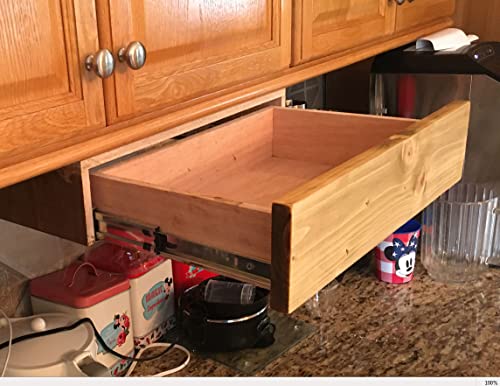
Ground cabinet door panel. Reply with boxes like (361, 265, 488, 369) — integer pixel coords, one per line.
(106, 0, 291, 121)
(293, 0, 396, 65)
(395, 0, 455, 32)
(0, 0, 106, 170)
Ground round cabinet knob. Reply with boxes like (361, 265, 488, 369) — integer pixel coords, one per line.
(395, 0, 405, 4)
(84, 49, 115, 78)
(117, 41, 147, 70)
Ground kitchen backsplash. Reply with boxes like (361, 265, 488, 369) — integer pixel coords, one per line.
(0, 219, 85, 317)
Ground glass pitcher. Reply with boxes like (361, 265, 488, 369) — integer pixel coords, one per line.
(420, 183, 499, 283)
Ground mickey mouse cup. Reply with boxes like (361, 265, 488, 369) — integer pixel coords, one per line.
(375, 219, 421, 284)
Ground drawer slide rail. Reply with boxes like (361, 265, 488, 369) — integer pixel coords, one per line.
(94, 211, 271, 289)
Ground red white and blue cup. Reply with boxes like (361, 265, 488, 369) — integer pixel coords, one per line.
(375, 219, 421, 284)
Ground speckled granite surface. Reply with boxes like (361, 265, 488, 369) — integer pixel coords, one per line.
(132, 256, 499, 377)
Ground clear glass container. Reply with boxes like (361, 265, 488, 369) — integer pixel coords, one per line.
(421, 183, 499, 283)
(488, 181, 500, 267)
(203, 279, 256, 305)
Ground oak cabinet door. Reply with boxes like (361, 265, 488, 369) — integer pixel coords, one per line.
(0, 0, 106, 170)
(292, 0, 396, 65)
(103, 0, 291, 122)
(395, 0, 455, 32)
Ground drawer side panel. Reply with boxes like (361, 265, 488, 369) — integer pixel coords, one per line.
(90, 173, 271, 263)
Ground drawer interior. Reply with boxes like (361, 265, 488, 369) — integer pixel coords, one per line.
(92, 107, 415, 262)
(95, 108, 415, 213)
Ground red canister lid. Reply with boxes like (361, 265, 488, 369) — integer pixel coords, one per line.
(30, 261, 130, 308)
(84, 239, 165, 279)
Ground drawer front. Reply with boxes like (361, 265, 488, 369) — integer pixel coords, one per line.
(91, 101, 469, 314)
(271, 101, 469, 312)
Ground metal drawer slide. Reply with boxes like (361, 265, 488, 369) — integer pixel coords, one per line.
(94, 211, 271, 289)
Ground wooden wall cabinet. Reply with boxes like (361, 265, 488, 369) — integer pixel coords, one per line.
(98, 0, 291, 122)
(395, 0, 456, 32)
(0, 0, 106, 173)
(292, 0, 456, 65)
(292, 0, 396, 64)
(455, 0, 500, 41)
(0, 0, 455, 188)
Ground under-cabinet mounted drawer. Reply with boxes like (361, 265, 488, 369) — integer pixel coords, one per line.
(90, 101, 470, 313)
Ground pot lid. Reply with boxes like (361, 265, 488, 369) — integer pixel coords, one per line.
(0, 313, 95, 370)
(84, 239, 165, 279)
(30, 261, 130, 308)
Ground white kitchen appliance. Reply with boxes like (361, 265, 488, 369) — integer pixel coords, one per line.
(0, 313, 109, 377)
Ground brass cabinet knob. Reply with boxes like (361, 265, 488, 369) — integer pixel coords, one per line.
(117, 41, 147, 70)
(84, 49, 115, 79)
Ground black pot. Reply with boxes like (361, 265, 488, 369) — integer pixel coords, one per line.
(179, 277, 275, 352)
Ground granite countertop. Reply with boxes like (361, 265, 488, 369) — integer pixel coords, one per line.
(133, 256, 499, 377)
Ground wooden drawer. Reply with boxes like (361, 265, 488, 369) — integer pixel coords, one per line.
(90, 101, 470, 313)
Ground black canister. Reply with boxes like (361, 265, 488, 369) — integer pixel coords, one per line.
(179, 276, 275, 352)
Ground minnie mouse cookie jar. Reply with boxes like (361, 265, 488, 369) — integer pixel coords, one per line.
(84, 238, 176, 350)
(375, 219, 421, 284)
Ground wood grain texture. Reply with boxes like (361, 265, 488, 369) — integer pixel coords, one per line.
(0, 1, 68, 107)
(90, 173, 272, 263)
(104, 0, 291, 121)
(270, 101, 470, 313)
(0, 0, 106, 169)
(395, 0, 455, 32)
(0, 19, 452, 189)
(292, 0, 396, 64)
(454, 0, 500, 41)
(97, 109, 275, 189)
(272, 107, 417, 165)
(160, 157, 332, 208)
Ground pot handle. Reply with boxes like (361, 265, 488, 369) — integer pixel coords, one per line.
(254, 317, 276, 348)
(66, 351, 110, 377)
(64, 262, 101, 288)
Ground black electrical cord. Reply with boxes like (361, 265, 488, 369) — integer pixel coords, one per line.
(0, 317, 177, 362)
